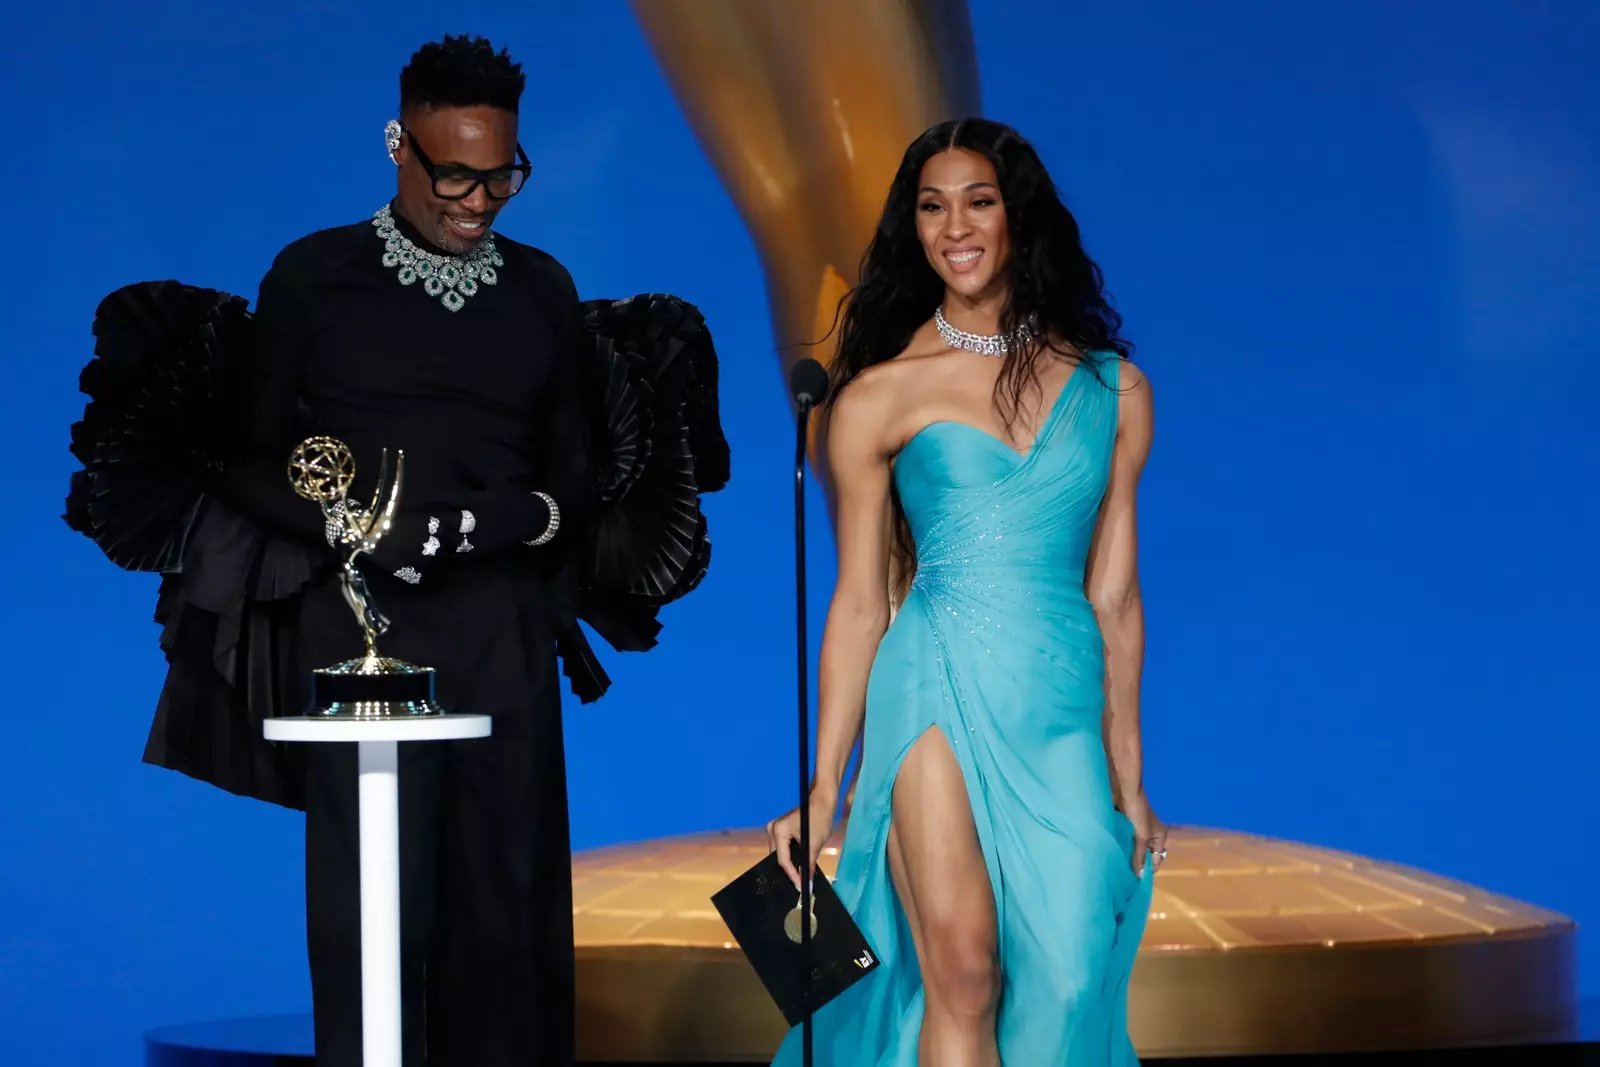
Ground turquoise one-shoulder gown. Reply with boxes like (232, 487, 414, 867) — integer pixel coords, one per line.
(772, 353, 1153, 1065)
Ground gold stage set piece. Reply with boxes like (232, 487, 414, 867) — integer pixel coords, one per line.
(571, 826, 1576, 1061)
(619, 1, 1578, 1059)
(629, 0, 981, 497)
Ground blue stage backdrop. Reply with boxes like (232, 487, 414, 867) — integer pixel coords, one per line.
(1, 2, 1595, 1065)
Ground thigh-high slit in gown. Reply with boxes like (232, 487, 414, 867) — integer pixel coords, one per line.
(772, 353, 1153, 1065)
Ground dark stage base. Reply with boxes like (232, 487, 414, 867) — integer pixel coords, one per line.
(146, 1006, 1600, 1067)
(145, 1015, 308, 1067)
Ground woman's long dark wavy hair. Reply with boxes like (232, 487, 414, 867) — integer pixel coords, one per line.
(828, 117, 1131, 415)
(823, 118, 1133, 599)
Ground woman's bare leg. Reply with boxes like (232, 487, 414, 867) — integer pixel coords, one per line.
(887, 728, 1001, 1067)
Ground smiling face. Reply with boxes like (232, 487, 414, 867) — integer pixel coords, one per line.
(914, 147, 1012, 304)
(394, 105, 520, 254)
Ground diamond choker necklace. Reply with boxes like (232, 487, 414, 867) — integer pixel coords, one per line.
(372, 204, 504, 312)
(935, 306, 1035, 357)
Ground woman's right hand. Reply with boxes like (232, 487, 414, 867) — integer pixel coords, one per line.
(766, 789, 840, 890)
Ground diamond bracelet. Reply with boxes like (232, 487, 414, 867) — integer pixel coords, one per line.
(524, 492, 560, 546)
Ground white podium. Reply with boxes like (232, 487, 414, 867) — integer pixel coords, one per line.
(265, 714, 492, 1067)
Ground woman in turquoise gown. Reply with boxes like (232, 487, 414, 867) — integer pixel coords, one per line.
(766, 118, 1166, 1066)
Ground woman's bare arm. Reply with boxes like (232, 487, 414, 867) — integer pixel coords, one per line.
(810, 377, 897, 805)
(1086, 363, 1154, 812)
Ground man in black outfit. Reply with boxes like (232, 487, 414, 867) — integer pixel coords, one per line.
(223, 36, 592, 1066)
(66, 25, 727, 1067)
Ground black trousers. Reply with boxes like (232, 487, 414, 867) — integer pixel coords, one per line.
(303, 662, 575, 1067)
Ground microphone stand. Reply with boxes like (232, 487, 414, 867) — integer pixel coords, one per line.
(793, 389, 816, 1067)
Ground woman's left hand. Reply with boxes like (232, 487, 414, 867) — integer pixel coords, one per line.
(1121, 791, 1168, 874)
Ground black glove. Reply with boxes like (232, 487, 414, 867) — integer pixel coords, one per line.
(363, 488, 557, 584)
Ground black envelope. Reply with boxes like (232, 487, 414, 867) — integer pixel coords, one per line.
(711, 843, 880, 1026)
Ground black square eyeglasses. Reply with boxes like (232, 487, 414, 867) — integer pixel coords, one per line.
(402, 125, 532, 201)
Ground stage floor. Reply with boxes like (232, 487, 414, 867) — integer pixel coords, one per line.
(144, 824, 1585, 1065)
(144, 1001, 1600, 1067)
(571, 826, 1578, 1059)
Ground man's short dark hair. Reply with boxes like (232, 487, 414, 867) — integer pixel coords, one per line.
(400, 35, 525, 114)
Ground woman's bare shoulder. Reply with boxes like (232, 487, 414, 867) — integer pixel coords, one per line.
(830, 359, 901, 425)
(830, 320, 957, 438)
(1116, 357, 1149, 392)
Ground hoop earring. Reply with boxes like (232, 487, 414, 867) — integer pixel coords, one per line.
(384, 119, 402, 164)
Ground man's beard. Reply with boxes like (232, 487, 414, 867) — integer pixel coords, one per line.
(435, 215, 491, 255)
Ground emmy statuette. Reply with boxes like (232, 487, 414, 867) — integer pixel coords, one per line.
(287, 436, 444, 718)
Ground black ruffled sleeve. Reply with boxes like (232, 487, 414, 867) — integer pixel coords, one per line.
(556, 292, 730, 703)
(64, 277, 326, 809)
(65, 281, 257, 571)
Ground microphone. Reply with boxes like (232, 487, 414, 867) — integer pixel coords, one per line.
(790, 357, 830, 410)
(786, 354, 827, 1067)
